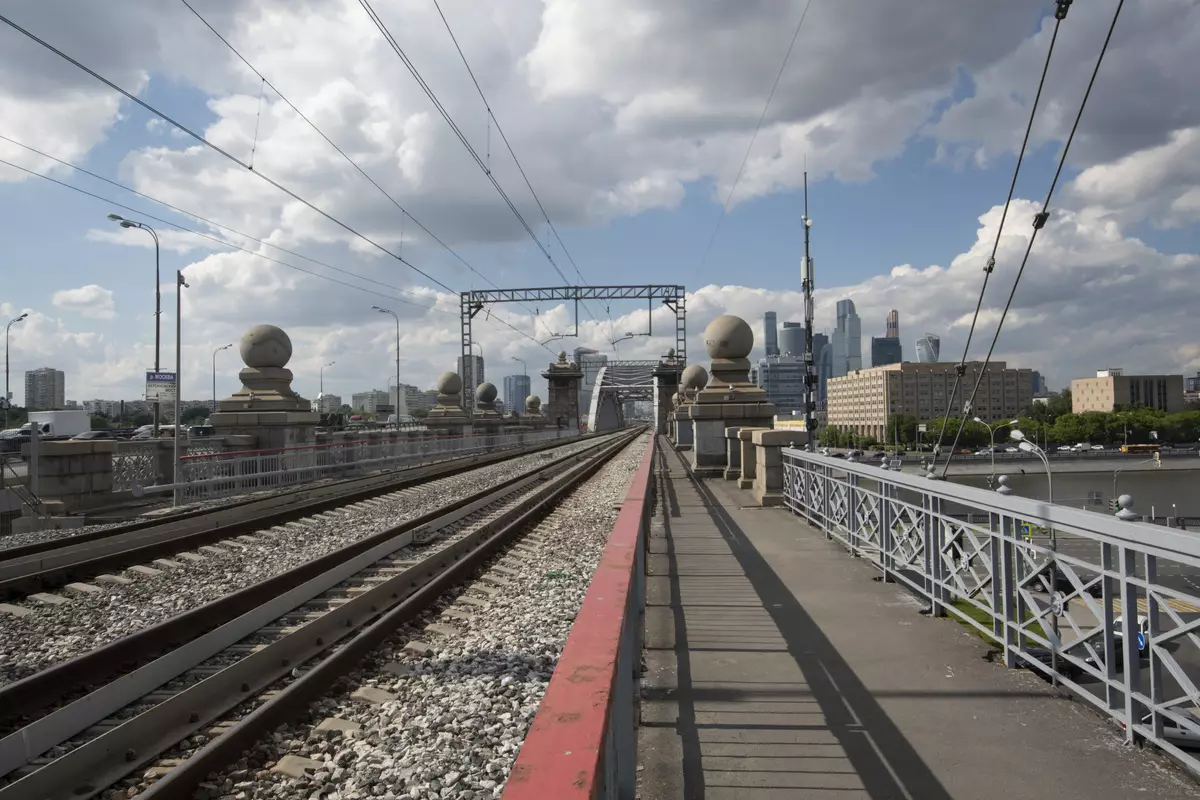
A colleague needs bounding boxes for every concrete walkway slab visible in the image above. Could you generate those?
[638,441,1200,800]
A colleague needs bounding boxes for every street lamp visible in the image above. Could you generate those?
[511,356,526,376]
[974,417,1020,486]
[1012,426,1059,683]
[372,306,401,418]
[320,361,335,397]
[109,213,162,435]
[1113,457,1159,502]
[212,343,233,412]
[4,312,28,430]
[174,270,189,507]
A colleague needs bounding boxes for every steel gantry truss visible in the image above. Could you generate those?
[460,285,687,411]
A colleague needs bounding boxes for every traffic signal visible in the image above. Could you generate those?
[1109,498,1119,512]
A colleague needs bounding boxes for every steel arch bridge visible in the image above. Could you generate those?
[586,360,662,432]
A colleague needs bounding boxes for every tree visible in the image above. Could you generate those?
[411,407,430,420]
[90,414,112,430]
[128,411,154,427]
[1046,389,1072,419]
[885,413,918,449]
[181,406,210,425]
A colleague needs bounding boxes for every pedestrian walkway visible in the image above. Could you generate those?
[637,440,1200,800]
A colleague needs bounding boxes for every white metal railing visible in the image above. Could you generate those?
[140,429,575,501]
[782,446,1200,775]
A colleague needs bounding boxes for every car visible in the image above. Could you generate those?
[1057,445,1073,452]
[831,452,847,459]
[187,424,217,439]
[1146,710,1200,748]
[1004,446,1019,453]
[1017,647,1085,681]
[71,430,115,440]
[1091,444,1105,451]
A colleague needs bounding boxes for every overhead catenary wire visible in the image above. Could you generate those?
[0,9,457,296]
[356,0,582,298]
[176,0,536,317]
[929,0,1072,470]
[937,0,1124,476]
[694,0,813,280]
[0,9,555,354]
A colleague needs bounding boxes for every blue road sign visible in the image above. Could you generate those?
[1137,631,1147,651]
[145,371,177,401]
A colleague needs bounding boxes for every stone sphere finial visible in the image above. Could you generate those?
[704,315,754,360]
[240,324,293,369]
[525,395,542,412]
[681,364,708,391]
[436,371,463,395]
[476,381,497,404]
[995,475,1013,495]
[667,347,676,357]
[558,350,567,363]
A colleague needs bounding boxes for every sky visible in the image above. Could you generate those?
[1,0,1198,410]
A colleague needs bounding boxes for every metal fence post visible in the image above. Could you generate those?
[1120,545,1142,741]
[880,479,893,580]
[1145,551,1163,742]
[1101,542,1120,712]
[999,513,1018,667]
[847,473,859,555]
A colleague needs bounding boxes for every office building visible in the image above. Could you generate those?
[503,374,532,410]
[1186,371,1200,393]
[756,356,805,413]
[387,387,410,416]
[456,355,484,391]
[763,312,779,357]
[831,300,862,377]
[1071,369,1185,414]
[915,333,941,363]
[826,361,1034,439]
[316,393,342,414]
[24,367,65,410]
[870,337,902,367]
[395,383,432,412]
[779,322,805,358]
[1031,371,1048,396]
[886,309,899,340]
[351,389,392,415]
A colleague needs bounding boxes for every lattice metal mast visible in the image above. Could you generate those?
[801,172,817,450]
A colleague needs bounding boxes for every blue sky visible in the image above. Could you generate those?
[2,0,1198,406]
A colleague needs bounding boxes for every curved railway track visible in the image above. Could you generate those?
[0,428,641,799]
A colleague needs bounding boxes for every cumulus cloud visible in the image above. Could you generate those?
[51,284,116,320]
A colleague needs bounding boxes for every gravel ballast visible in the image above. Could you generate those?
[0,436,612,687]
[106,433,648,800]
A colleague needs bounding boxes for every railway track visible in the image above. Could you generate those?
[0,428,642,799]
[0,431,593,598]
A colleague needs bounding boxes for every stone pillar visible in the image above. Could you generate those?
[653,350,682,435]
[471,382,505,446]
[724,426,743,480]
[738,427,767,490]
[210,324,320,449]
[20,439,116,515]
[688,315,776,477]
[522,395,548,432]
[424,371,472,439]
[752,429,792,507]
[541,351,582,433]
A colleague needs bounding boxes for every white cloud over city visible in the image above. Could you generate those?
[1,0,1197,404]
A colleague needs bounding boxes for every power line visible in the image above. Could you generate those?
[930,0,1071,467]
[0,9,457,295]
[176,0,532,311]
[0,156,445,311]
[356,0,575,291]
[694,0,813,280]
[938,0,1124,476]
[0,132,452,310]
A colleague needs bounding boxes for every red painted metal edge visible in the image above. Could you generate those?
[502,435,655,798]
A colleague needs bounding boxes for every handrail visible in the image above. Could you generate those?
[503,435,656,799]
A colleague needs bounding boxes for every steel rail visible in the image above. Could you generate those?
[0,433,592,596]
[0,432,620,729]
[0,428,640,799]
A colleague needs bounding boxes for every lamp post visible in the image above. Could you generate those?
[4,312,27,430]
[212,343,233,412]
[320,361,335,397]
[1113,457,1157,501]
[1012,427,1059,682]
[109,213,162,435]
[174,270,189,507]
[974,417,1020,487]
[511,356,526,376]
[372,306,401,417]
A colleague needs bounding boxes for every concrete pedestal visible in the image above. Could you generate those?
[18,439,116,514]
[738,427,767,490]
[689,404,774,478]
[542,353,583,432]
[723,426,743,480]
[752,429,793,507]
[674,408,694,449]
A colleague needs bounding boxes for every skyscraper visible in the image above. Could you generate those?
[24,367,65,409]
[503,374,532,410]
[779,321,805,358]
[870,337,902,367]
[886,309,900,340]
[916,334,941,363]
[756,357,805,413]
[831,299,862,377]
[763,312,779,357]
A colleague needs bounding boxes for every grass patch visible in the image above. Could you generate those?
[950,599,1046,647]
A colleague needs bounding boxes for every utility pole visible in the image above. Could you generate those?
[801,172,817,451]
